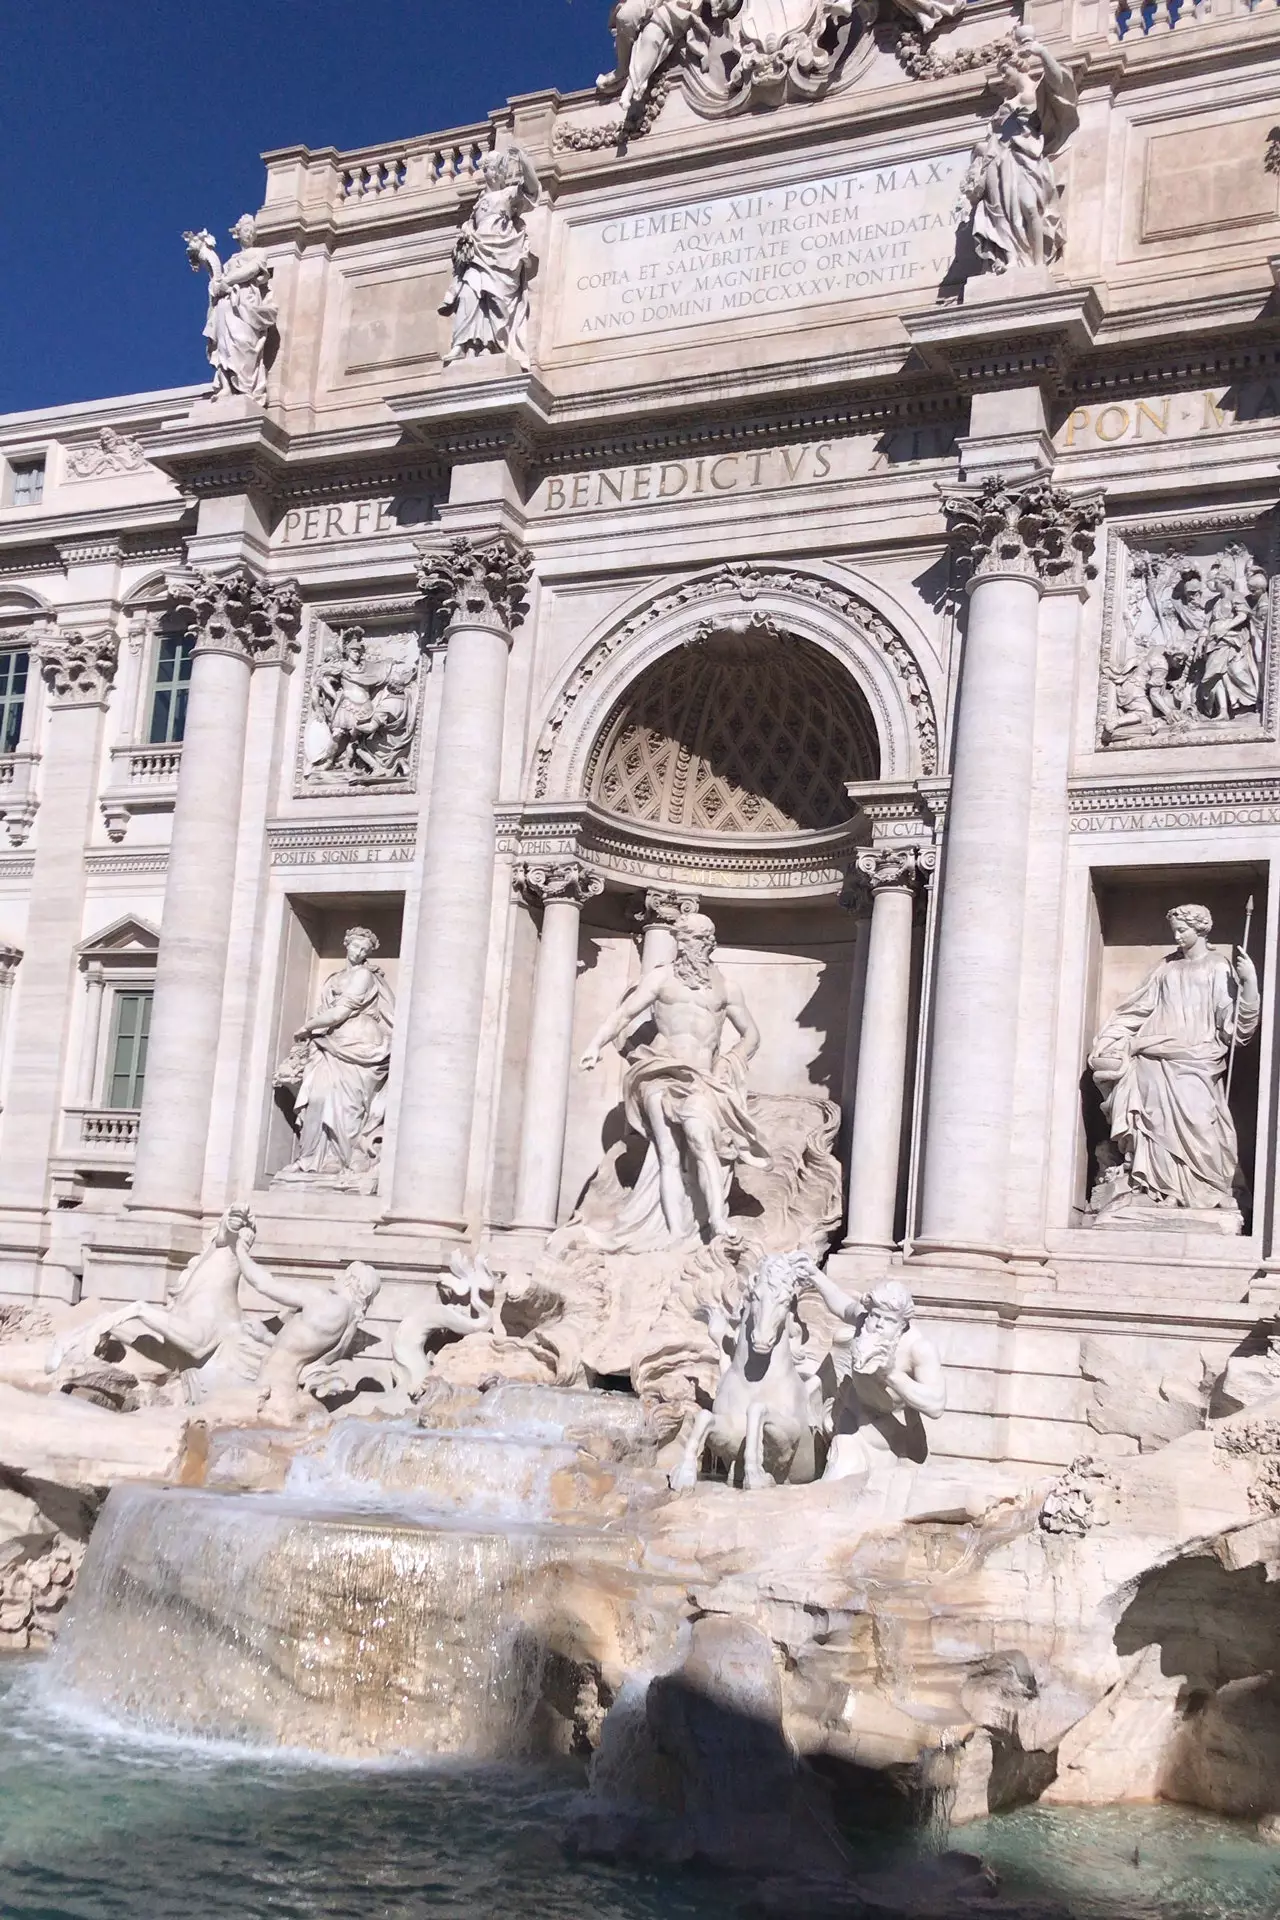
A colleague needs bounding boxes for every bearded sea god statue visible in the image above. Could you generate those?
[580,910,770,1250]
[1088,904,1259,1229]
[274,928,396,1193]
[804,1272,946,1484]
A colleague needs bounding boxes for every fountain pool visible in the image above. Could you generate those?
[4,1659,1280,1920]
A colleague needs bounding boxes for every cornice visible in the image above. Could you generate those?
[1068,772,1280,835]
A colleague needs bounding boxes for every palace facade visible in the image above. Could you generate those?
[4,0,1280,1470]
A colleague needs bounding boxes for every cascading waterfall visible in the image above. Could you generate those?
[41,1388,647,1761]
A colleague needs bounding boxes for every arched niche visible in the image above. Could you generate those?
[531,562,938,808]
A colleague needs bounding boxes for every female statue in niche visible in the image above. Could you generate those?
[183,216,278,401]
[274,927,396,1193]
[439,147,539,370]
[1088,903,1259,1226]
[956,26,1078,275]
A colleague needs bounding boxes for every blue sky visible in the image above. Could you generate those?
[0,2,604,414]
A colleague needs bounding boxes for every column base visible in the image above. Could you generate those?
[908,1237,1013,1270]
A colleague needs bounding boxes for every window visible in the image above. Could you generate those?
[105,991,152,1110]
[0,651,28,755]
[147,635,194,745]
[10,461,44,508]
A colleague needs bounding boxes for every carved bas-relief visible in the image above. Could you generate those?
[63,428,148,481]
[302,627,421,787]
[1099,540,1276,747]
[440,146,539,371]
[579,910,770,1250]
[955,26,1079,275]
[1087,905,1260,1232]
[183,215,277,401]
[274,927,396,1193]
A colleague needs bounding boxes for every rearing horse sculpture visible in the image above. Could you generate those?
[670,1250,820,1491]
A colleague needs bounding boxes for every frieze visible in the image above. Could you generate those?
[267,822,417,868]
[1069,775,1280,835]
[84,851,168,876]
[275,495,437,551]
[1057,383,1280,455]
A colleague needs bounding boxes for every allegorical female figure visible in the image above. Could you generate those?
[439,147,539,370]
[275,927,395,1192]
[184,215,277,400]
[957,26,1078,274]
[1088,904,1259,1221]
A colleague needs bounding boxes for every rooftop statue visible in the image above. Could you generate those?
[1088,903,1260,1227]
[956,26,1078,274]
[274,927,396,1194]
[440,147,539,371]
[183,215,277,401]
[580,910,770,1249]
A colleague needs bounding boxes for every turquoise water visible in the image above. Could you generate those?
[4,1660,1280,1920]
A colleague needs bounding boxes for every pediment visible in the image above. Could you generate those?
[78,915,161,964]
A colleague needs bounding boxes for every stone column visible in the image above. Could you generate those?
[634,889,701,970]
[130,570,300,1219]
[387,534,532,1234]
[845,849,927,1253]
[917,477,1102,1259]
[511,860,603,1230]
[78,964,107,1106]
[0,628,119,1211]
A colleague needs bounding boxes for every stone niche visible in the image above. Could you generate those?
[259,895,404,1187]
[1076,868,1267,1233]
[556,894,861,1228]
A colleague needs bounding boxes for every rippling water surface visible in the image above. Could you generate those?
[5,1659,1280,1920]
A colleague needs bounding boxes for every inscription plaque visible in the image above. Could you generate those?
[559,153,967,344]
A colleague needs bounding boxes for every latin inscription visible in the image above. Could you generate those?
[1056,382,1280,453]
[276,495,436,549]
[559,156,967,343]
[534,425,960,516]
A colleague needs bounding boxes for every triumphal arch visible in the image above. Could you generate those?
[2,0,1280,1471]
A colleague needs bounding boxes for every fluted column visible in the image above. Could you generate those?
[387,534,532,1233]
[511,860,603,1230]
[918,477,1102,1259]
[845,848,928,1252]
[0,626,118,1211]
[130,569,300,1218]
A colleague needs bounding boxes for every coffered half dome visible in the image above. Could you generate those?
[587,627,879,836]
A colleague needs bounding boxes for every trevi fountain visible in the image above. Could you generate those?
[6,0,1280,1914]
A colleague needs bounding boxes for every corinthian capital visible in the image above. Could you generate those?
[856,847,929,894]
[170,567,302,666]
[32,624,119,705]
[417,534,532,635]
[515,860,603,909]
[942,475,1104,591]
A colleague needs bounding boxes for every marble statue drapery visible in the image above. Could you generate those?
[1089,908,1259,1215]
[184,217,277,401]
[440,148,539,368]
[275,929,395,1191]
[958,29,1078,275]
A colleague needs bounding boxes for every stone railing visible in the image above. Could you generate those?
[1112,0,1279,36]
[264,120,499,227]
[62,1107,140,1150]
[122,744,183,785]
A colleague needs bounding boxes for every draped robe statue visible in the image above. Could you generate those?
[274,927,395,1192]
[184,215,277,400]
[440,147,539,370]
[957,27,1078,275]
[1088,904,1259,1224]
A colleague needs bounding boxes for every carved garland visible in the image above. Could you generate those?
[532,565,937,801]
